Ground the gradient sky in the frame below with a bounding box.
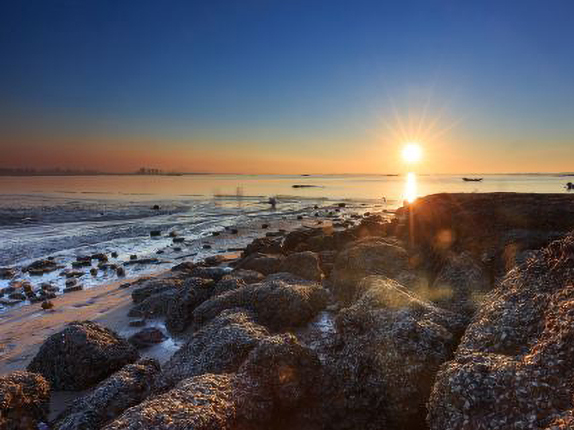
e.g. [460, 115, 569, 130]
[1, 0, 573, 173]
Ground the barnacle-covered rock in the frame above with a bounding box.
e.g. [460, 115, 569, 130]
[330, 238, 409, 304]
[155, 309, 269, 393]
[428, 232, 574, 430]
[103, 335, 320, 430]
[193, 276, 329, 331]
[278, 251, 323, 281]
[53, 358, 160, 430]
[0, 371, 50, 430]
[323, 275, 466, 430]
[27, 321, 139, 390]
[431, 251, 491, 316]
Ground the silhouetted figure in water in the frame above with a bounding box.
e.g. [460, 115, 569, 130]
[567, 182, 574, 191]
[268, 197, 277, 209]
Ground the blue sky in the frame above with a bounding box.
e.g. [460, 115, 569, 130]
[1, 0, 573, 172]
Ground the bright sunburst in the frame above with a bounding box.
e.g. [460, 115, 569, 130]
[402, 143, 422, 164]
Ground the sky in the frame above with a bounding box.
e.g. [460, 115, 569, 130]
[1, 0, 573, 174]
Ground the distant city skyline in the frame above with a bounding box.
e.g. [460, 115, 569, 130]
[1, 0, 573, 174]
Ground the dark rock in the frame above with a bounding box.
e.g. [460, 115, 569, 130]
[155, 309, 269, 393]
[322, 275, 466, 430]
[0, 267, 16, 279]
[234, 333, 322, 427]
[53, 359, 160, 430]
[128, 328, 166, 349]
[128, 319, 146, 327]
[330, 237, 409, 304]
[338, 203, 346, 208]
[193, 275, 329, 331]
[129, 255, 137, 260]
[8, 292, 26, 301]
[230, 228, 239, 234]
[27, 321, 139, 390]
[150, 230, 161, 237]
[279, 251, 322, 281]
[165, 277, 215, 333]
[242, 237, 282, 256]
[0, 371, 50, 430]
[262, 223, 269, 229]
[102, 374, 238, 430]
[41, 301, 54, 310]
[23, 259, 58, 274]
[172, 237, 185, 243]
[202, 244, 212, 249]
[152, 205, 160, 210]
[187, 266, 229, 281]
[64, 270, 84, 278]
[129, 289, 178, 318]
[64, 285, 83, 293]
[111, 252, 118, 258]
[170, 261, 196, 273]
[234, 252, 284, 276]
[211, 278, 247, 297]
[225, 269, 264, 284]
[116, 267, 125, 277]
[91, 253, 108, 262]
[65, 279, 77, 287]
[431, 251, 491, 316]
[72, 260, 91, 269]
[90, 268, 98, 276]
[103, 335, 320, 430]
[428, 231, 574, 430]
[131, 276, 182, 303]
[396, 193, 574, 275]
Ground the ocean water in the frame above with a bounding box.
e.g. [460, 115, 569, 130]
[0, 173, 572, 309]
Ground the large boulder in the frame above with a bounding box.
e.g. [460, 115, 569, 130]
[53, 358, 160, 430]
[397, 193, 574, 275]
[323, 276, 466, 430]
[428, 232, 574, 430]
[128, 289, 178, 318]
[234, 253, 284, 276]
[130, 276, 182, 303]
[330, 238, 410, 304]
[27, 321, 139, 390]
[431, 251, 491, 316]
[243, 236, 282, 256]
[155, 309, 269, 393]
[0, 371, 50, 430]
[193, 276, 329, 331]
[164, 277, 214, 333]
[279, 251, 323, 281]
[235, 333, 323, 426]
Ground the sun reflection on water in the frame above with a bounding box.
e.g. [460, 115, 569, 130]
[404, 172, 418, 203]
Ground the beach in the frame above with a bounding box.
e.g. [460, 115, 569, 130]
[2, 185, 574, 429]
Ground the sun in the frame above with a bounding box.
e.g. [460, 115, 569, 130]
[402, 143, 422, 164]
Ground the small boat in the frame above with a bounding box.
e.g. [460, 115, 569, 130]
[462, 177, 483, 182]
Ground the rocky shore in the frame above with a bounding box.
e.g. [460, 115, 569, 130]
[2, 192, 574, 430]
